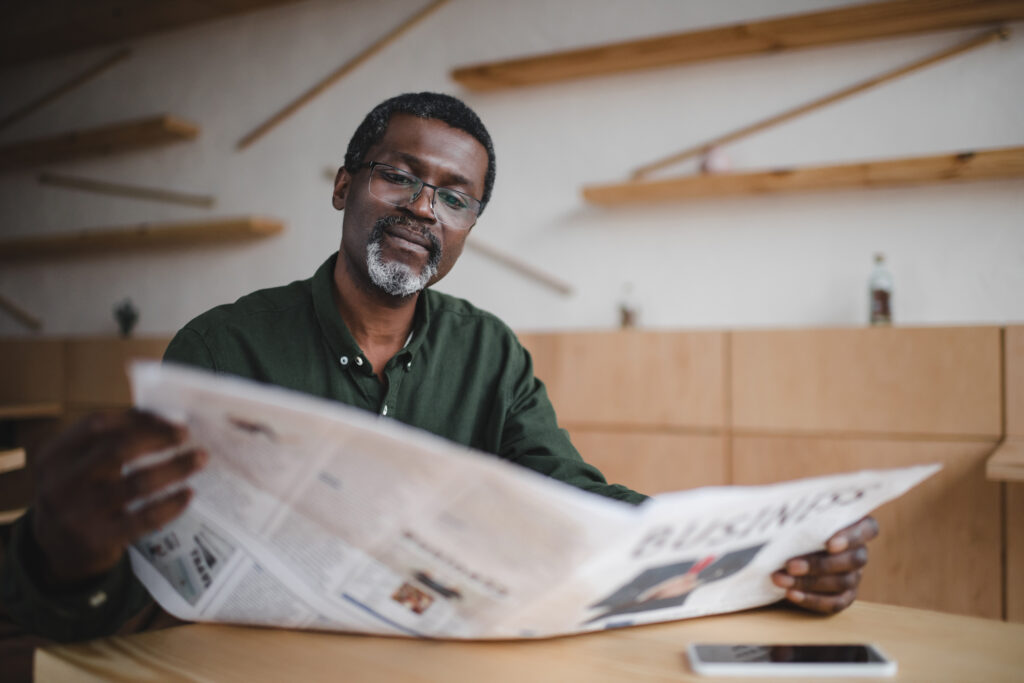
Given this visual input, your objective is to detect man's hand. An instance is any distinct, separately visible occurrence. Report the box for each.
[30,409,206,587]
[771,516,879,614]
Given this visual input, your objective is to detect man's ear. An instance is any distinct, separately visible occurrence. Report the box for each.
[332,167,351,211]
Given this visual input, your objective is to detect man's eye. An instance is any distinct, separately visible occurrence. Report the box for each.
[382,171,415,185]
[438,190,468,210]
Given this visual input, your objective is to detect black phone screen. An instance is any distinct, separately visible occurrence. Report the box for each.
[692,643,889,664]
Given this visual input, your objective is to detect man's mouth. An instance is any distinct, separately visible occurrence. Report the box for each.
[373,216,440,259]
[384,224,431,252]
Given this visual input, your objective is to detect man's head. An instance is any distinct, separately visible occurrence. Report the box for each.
[332,93,495,301]
[344,92,496,213]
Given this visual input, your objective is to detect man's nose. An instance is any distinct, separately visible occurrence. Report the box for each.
[406,186,437,223]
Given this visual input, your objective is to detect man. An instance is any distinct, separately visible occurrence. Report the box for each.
[1,93,876,642]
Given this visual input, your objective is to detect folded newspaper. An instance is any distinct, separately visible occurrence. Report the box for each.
[128,361,938,639]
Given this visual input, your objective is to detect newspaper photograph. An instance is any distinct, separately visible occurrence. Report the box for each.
[128,361,940,639]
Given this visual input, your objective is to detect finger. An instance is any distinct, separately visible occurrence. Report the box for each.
[70,411,190,480]
[783,569,862,595]
[826,516,880,554]
[784,587,857,614]
[119,488,194,544]
[784,546,868,576]
[120,448,208,506]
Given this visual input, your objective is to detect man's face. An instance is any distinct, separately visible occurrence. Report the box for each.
[332,113,489,298]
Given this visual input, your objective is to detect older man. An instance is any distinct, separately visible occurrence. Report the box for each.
[2,93,876,642]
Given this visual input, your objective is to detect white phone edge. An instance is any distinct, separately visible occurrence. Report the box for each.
[685,643,898,678]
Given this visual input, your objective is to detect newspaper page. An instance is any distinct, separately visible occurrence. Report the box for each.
[128,361,939,639]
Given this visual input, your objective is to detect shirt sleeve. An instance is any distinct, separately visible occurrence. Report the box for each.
[0,510,154,642]
[0,329,217,642]
[499,342,648,506]
[163,325,217,370]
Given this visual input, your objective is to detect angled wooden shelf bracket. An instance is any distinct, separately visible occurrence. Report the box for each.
[582,146,1024,204]
[451,0,1024,90]
[0,115,199,172]
[0,216,284,262]
[38,172,215,208]
[0,48,131,132]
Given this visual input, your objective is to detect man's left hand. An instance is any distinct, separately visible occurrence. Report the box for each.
[771,516,879,614]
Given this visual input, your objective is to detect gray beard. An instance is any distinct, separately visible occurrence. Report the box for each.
[366,216,442,298]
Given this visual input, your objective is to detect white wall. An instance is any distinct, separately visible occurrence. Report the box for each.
[1,0,1021,337]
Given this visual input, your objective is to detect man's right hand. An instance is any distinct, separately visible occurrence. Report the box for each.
[30,409,207,587]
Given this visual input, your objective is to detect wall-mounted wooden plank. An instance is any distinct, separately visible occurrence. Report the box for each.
[0,216,283,262]
[518,330,727,430]
[452,0,1024,90]
[731,327,1002,438]
[0,448,26,475]
[0,115,199,172]
[584,147,1024,205]
[0,403,62,420]
[988,440,1024,481]
[0,339,65,405]
[65,337,171,407]
[569,430,727,495]
[733,435,1002,619]
[0,0,305,65]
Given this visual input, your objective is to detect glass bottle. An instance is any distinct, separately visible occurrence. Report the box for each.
[619,282,640,329]
[868,254,893,326]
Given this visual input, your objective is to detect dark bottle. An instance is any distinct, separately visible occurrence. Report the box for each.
[868,254,893,326]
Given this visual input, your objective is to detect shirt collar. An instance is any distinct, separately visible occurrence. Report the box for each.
[312,252,431,371]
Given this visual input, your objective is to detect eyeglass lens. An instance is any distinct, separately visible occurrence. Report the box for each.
[367,164,479,230]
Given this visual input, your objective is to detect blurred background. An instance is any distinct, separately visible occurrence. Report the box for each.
[0,0,1021,336]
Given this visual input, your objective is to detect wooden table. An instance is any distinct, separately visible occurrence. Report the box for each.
[35,602,1024,682]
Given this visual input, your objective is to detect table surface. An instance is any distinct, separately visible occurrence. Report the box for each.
[32,602,1024,683]
[35,602,1024,682]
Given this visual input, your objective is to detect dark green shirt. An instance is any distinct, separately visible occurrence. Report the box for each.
[2,253,643,642]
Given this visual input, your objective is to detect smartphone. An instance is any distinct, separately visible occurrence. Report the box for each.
[687,643,896,677]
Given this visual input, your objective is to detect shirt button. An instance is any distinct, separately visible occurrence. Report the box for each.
[88,590,108,608]
[339,356,349,366]
[355,357,364,367]
[405,361,412,370]
[381,405,389,416]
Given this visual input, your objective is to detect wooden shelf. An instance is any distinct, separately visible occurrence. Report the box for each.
[1,1,305,65]
[0,508,26,525]
[0,402,62,420]
[988,439,1024,482]
[0,448,26,475]
[0,216,284,262]
[451,0,1024,90]
[582,146,1024,204]
[0,115,199,172]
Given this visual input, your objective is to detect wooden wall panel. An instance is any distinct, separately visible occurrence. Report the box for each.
[64,337,171,407]
[732,436,1002,619]
[1008,483,1024,623]
[731,327,1002,437]
[1006,326,1024,436]
[569,430,727,495]
[518,331,726,429]
[0,338,64,405]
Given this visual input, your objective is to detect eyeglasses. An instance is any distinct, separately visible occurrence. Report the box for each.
[365,162,482,231]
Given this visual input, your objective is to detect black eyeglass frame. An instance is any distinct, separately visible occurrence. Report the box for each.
[363,161,482,230]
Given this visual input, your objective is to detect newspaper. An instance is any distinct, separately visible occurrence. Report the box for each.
[128,361,938,639]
